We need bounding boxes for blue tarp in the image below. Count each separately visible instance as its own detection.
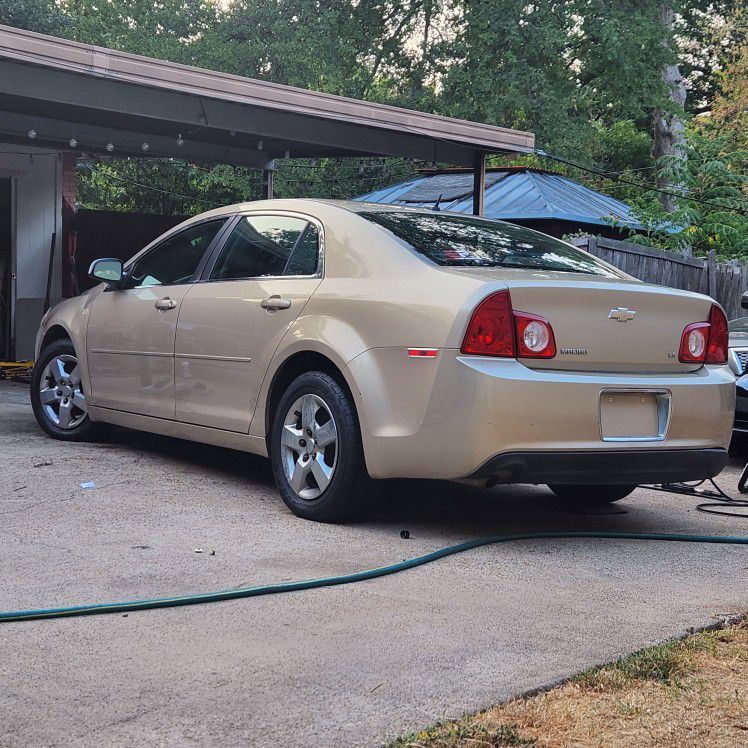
[355,168,645,231]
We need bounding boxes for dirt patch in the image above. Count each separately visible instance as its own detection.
[390,615,748,747]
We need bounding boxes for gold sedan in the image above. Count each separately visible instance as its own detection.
[32,200,735,521]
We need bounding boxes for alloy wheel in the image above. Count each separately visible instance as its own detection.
[280,393,338,500]
[39,354,88,430]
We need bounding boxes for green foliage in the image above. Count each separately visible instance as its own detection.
[0,0,68,34]
[57,0,218,63]
[76,156,418,216]
[441,1,587,153]
[574,0,675,127]
[591,121,654,175]
[625,130,748,259]
[76,159,261,217]
[3,0,744,259]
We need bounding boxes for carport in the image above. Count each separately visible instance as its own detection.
[0,24,534,360]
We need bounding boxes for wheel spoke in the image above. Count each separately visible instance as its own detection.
[69,366,82,386]
[300,394,316,430]
[72,392,87,412]
[282,424,302,449]
[51,358,67,385]
[39,387,57,405]
[289,456,311,494]
[310,454,332,492]
[314,420,336,448]
[57,401,73,428]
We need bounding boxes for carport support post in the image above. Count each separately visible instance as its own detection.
[472,152,486,216]
[262,167,274,200]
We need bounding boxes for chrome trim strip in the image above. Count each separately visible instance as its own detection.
[175,353,252,362]
[89,349,172,357]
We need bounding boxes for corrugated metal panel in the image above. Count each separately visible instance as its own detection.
[355,169,644,230]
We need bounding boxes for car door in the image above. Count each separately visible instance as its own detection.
[86,218,228,419]
[174,212,323,432]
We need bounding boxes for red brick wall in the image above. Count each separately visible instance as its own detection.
[61,152,77,209]
[61,152,78,297]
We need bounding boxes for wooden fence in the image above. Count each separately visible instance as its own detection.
[571,236,748,320]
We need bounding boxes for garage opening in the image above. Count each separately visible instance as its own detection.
[0,177,11,360]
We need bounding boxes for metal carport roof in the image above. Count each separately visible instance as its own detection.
[0,25,534,169]
[355,167,644,230]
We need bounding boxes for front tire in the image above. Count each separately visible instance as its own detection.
[548,484,637,505]
[31,340,102,442]
[270,371,375,522]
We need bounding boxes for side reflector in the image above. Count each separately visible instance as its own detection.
[407,348,439,358]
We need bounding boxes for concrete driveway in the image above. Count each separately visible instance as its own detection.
[1,378,746,747]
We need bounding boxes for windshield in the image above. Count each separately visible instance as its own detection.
[360,210,618,276]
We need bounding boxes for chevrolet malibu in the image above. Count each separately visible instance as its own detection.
[32,199,735,521]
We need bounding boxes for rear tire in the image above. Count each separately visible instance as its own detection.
[548,484,636,505]
[31,340,103,442]
[270,371,376,522]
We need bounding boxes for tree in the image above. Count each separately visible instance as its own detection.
[0,0,68,34]
[652,4,687,212]
[626,129,748,258]
[709,20,748,150]
[441,1,588,155]
[58,0,218,63]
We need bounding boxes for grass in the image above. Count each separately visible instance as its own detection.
[388,614,748,747]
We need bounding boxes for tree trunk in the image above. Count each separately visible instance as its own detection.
[652,4,687,213]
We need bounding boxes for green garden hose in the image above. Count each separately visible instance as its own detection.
[2,530,746,623]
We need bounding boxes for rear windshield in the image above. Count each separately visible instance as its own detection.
[360,210,617,276]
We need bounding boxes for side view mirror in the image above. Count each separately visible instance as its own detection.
[88,258,123,286]
[741,291,748,310]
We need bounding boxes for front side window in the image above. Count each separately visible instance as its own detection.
[210,215,319,280]
[128,219,226,288]
[359,210,619,277]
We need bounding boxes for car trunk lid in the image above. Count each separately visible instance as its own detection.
[446,266,714,373]
[505,277,713,373]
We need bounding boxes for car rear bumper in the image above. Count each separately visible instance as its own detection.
[466,448,728,486]
[346,349,736,480]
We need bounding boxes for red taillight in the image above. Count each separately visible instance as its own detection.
[461,290,515,357]
[706,304,728,364]
[679,322,709,363]
[514,312,556,358]
[461,291,556,359]
[678,304,728,365]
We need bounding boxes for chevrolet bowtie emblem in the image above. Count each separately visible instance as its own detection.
[608,307,636,322]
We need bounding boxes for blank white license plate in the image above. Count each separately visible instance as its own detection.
[600,392,660,440]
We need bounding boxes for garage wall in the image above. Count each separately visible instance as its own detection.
[0,143,62,360]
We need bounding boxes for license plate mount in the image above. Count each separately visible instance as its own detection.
[599,390,670,442]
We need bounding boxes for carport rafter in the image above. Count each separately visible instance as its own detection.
[0,110,274,169]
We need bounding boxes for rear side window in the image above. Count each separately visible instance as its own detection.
[360,210,617,276]
[210,215,319,279]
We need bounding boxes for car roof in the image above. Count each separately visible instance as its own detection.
[185,197,503,224]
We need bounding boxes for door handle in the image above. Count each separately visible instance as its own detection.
[155,297,177,311]
[260,296,292,311]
